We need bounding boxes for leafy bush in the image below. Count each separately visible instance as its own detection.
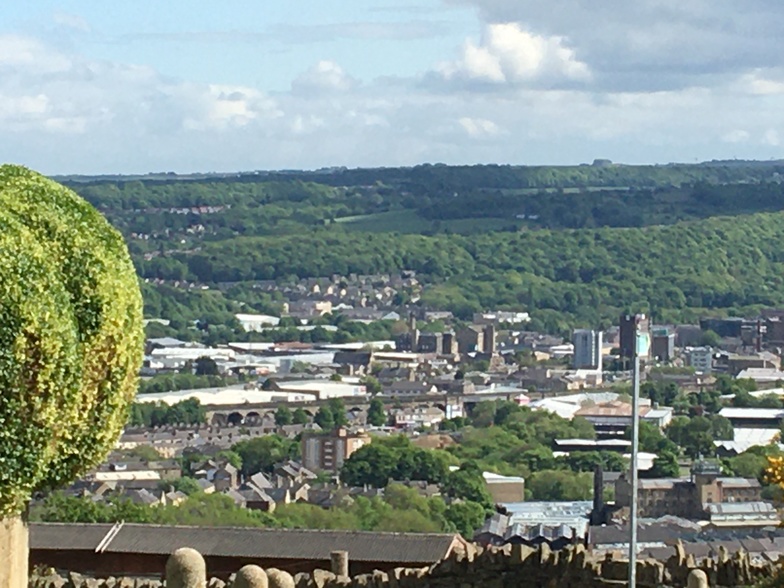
[0,166,143,516]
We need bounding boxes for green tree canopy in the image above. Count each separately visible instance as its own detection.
[0,166,143,517]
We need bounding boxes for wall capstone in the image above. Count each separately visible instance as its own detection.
[687,569,709,588]
[166,548,207,588]
[233,566,268,588]
[265,568,295,588]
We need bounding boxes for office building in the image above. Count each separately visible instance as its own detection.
[572,329,603,369]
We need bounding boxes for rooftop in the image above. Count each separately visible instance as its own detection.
[30,523,463,564]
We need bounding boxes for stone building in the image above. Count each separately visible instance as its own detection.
[301,428,371,474]
[614,460,762,519]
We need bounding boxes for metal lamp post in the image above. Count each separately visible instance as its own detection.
[628,325,649,588]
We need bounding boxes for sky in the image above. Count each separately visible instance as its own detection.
[2,1,784,174]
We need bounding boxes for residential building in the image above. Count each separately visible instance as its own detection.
[721,352,780,377]
[572,329,602,369]
[483,472,525,503]
[301,428,371,473]
[381,381,438,397]
[619,313,650,361]
[651,328,675,362]
[614,460,763,520]
[688,346,713,374]
[574,401,673,438]
[456,326,484,354]
[390,406,445,429]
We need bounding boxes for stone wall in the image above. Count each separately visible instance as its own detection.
[2,514,29,588]
[28,541,773,588]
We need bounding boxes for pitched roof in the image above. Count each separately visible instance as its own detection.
[30,523,461,564]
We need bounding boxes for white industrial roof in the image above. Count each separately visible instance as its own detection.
[483,472,525,484]
[714,428,782,454]
[719,407,784,420]
[529,399,582,420]
[136,385,317,406]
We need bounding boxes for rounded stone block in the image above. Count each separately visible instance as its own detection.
[166,548,207,588]
[234,566,268,588]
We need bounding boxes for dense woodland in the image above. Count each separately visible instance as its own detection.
[61,162,784,335]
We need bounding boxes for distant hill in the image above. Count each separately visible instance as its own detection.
[58,161,784,333]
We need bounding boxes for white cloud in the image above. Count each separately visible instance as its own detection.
[0,35,71,73]
[443,0,784,92]
[434,23,589,88]
[52,12,91,33]
[722,130,750,144]
[458,117,502,138]
[763,129,780,146]
[291,60,357,95]
[5,27,784,174]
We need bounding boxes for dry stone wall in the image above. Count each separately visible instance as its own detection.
[28,541,774,588]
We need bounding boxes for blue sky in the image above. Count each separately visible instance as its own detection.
[2,1,784,173]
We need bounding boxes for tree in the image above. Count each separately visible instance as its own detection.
[444,501,487,538]
[314,407,335,430]
[292,408,310,425]
[195,356,220,376]
[232,436,299,476]
[0,165,144,518]
[442,464,494,509]
[275,405,293,426]
[710,415,734,441]
[632,421,678,454]
[216,450,243,470]
[361,375,382,395]
[699,330,721,347]
[527,470,593,501]
[167,477,202,496]
[646,450,680,478]
[367,398,387,427]
[341,444,398,487]
[327,398,348,427]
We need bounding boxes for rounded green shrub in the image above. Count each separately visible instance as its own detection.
[0,165,143,517]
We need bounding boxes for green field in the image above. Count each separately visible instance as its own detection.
[335,210,520,234]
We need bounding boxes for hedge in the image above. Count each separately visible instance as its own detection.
[0,165,143,516]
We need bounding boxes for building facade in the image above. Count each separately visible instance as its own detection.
[619,313,650,361]
[301,428,371,474]
[688,346,713,374]
[572,329,603,369]
[614,461,762,519]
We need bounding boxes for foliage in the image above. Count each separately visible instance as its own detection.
[232,435,300,477]
[138,373,238,395]
[33,481,486,537]
[526,470,594,501]
[314,398,348,430]
[361,375,382,395]
[340,436,454,488]
[646,451,681,478]
[275,405,293,426]
[292,408,310,425]
[367,397,387,427]
[665,415,730,458]
[129,398,206,427]
[0,166,144,517]
[441,463,494,509]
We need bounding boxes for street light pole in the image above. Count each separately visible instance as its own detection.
[628,325,642,588]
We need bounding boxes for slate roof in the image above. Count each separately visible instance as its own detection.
[30,523,461,564]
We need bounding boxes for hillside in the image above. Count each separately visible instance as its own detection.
[59,162,784,332]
